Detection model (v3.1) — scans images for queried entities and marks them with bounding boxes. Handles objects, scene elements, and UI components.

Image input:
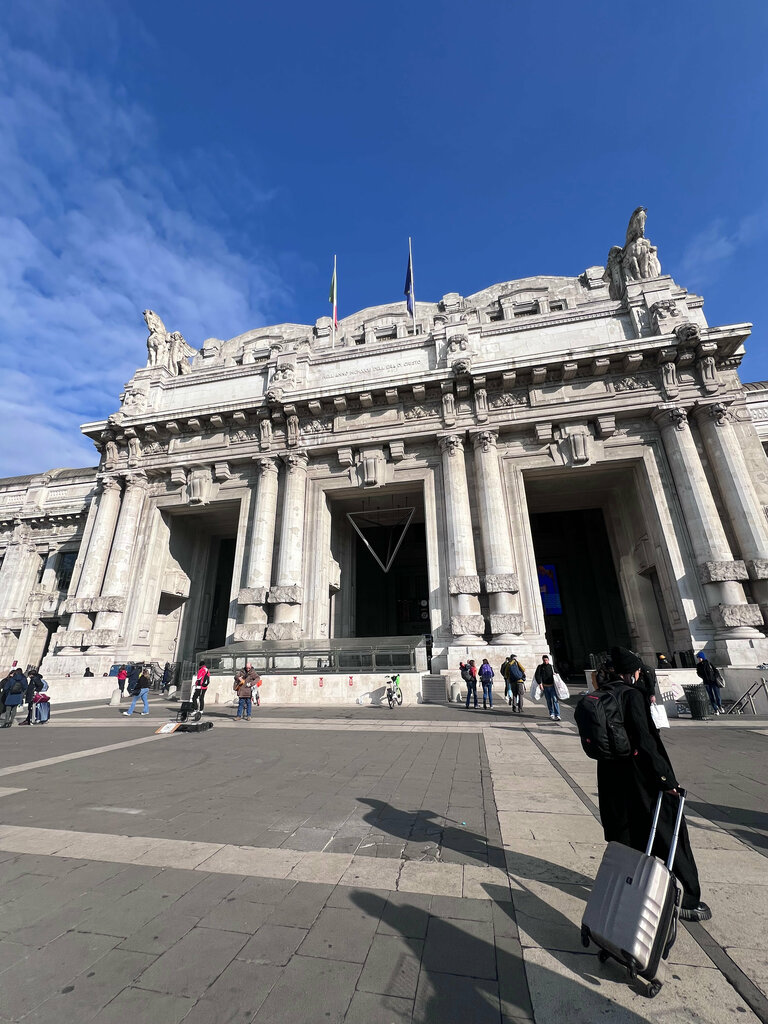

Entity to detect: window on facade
[488,306,505,322]
[550,301,565,312]
[56,551,77,591]
[353,335,365,346]
[376,328,397,342]
[513,302,539,318]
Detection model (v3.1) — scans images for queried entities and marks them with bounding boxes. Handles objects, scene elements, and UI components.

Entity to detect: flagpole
[332,254,336,349]
[408,237,416,333]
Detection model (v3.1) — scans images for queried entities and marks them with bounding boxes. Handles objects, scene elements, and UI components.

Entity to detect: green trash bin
[683,683,710,720]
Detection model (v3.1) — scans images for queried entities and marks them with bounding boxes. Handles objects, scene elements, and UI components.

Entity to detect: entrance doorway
[158,501,240,664]
[330,488,430,639]
[528,507,630,673]
[522,462,675,673]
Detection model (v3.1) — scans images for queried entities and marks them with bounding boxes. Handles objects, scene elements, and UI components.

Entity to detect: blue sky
[1,0,767,476]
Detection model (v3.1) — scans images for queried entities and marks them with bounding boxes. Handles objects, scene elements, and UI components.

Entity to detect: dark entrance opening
[206,537,236,649]
[528,508,630,674]
[354,522,429,637]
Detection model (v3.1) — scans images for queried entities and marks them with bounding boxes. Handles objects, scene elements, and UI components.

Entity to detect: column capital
[471,429,498,453]
[283,451,309,472]
[97,475,122,493]
[651,404,688,431]
[255,456,280,476]
[438,432,465,456]
[122,470,149,491]
[691,400,732,427]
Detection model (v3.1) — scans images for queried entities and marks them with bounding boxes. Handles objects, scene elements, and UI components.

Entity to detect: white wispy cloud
[678,205,768,291]
[0,23,285,478]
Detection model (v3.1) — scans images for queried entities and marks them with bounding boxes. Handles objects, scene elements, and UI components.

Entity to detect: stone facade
[3,210,768,693]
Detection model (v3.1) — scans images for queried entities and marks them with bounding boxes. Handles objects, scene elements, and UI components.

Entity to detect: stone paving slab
[0,704,765,1022]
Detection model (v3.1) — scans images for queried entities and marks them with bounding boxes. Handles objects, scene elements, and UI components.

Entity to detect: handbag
[650,703,670,729]
[553,674,570,700]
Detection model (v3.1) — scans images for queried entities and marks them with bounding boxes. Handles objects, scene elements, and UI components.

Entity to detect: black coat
[596,681,701,905]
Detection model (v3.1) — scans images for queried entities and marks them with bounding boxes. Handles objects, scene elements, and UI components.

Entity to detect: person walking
[33,674,51,724]
[1,669,27,728]
[479,659,494,708]
[19,671,38,725]
[535,654,561,721]
[123,666,151,716]
[506,654,527,713]
[695,651,724,714]
[116,665,128,699]
[192,661,210,715]
[461,660,478,709]
[234,674,254,720]
[592,646,711,922]
[160,662,172,694]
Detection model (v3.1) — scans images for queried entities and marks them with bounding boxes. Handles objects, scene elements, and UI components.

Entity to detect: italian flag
[329,255,338,328]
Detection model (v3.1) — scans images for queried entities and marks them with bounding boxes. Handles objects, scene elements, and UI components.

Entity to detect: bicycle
[385,674,403,708]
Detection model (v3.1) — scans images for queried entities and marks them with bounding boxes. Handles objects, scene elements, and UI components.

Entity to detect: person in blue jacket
[1,669,27,728]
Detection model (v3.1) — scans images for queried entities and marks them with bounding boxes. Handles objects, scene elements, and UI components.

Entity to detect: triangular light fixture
[347,507,415,573]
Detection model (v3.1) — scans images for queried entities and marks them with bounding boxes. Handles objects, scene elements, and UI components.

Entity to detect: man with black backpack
[460,661,478,709]
[1,668,27,728]
[575,646,711,922]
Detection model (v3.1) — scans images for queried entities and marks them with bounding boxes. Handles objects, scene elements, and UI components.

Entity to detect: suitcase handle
[645,788,687,870]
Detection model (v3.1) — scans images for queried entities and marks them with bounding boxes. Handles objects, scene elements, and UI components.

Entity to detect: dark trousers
[192,690,206,713]
[465,681,477,708]
[704,682,723,711]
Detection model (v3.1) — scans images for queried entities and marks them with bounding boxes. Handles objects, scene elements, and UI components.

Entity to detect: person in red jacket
[192,661,210,714]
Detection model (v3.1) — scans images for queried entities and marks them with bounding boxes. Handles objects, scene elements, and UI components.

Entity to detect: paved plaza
[0,697,767,1023]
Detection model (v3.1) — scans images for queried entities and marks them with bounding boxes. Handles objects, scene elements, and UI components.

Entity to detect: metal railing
[191,635,425,678]
[726,677,768,715]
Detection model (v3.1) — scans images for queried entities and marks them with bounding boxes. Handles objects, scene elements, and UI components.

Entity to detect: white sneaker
[122,711,132,716]
[140,712,149,716]
[550,713,555,720]
[555,715,562,721]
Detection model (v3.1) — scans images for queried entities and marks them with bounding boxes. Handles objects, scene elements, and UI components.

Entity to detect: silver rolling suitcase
[581,789,686,998]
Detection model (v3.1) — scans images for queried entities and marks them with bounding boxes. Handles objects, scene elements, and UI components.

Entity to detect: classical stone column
[438,433,484,643]
[652,405,763,646]
[471,430,523,642]
[0,524,39,619]
[92,472,148,637]
[235,457,279,641]
[694,402,768,625]
[266,451,308,640]
[65,477,123,631]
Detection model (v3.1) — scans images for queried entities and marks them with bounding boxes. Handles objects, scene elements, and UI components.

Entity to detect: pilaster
[438,433,484,643]
[652,404,764,653]
[65,477,122,632]
[265,451,308,641]
[471,430,523,641]
[93,472,148,636]
[693,401,768,628]
[235,456,279,641]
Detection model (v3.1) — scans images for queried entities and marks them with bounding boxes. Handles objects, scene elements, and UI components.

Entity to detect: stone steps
[421,674,448,704]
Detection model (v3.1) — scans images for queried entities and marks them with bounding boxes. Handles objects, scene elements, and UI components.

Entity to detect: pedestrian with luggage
[479,659,494,708]
[33,677,51,724]
[461,661,478,709]
[695,651,724,714]
[578,645,711,922]
[534,655,561,721]
[1,669,27,728]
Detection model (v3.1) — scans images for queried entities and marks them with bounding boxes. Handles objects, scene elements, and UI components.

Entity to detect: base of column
[711,636,768,666]
[233,624,266,642]
[265,622,302,641]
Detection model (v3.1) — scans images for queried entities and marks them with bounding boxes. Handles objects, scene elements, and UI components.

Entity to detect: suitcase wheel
[647,982,662,999]
[598,950,610,964]
[580,926,591,948]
